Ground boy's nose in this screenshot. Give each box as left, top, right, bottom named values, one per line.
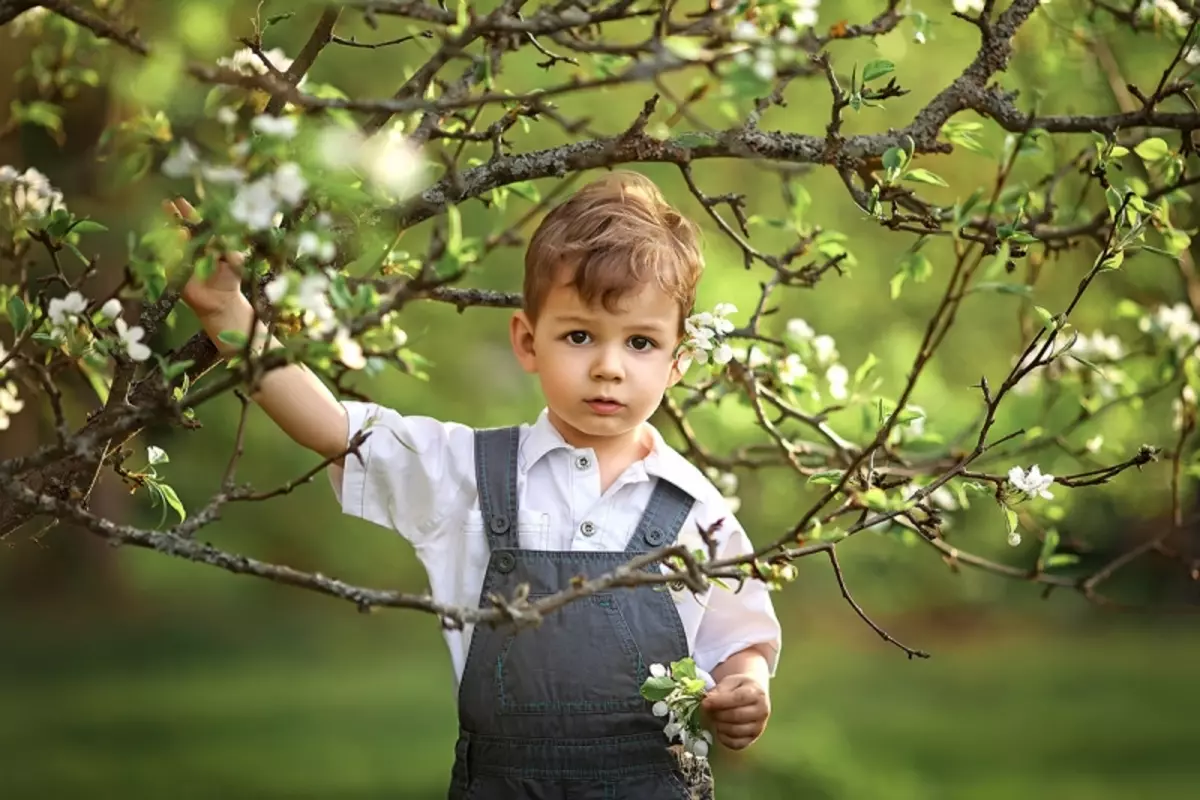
left=590, top=347, right=624, bottom=381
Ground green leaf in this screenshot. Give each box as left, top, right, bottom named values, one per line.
left=265, top=12, right=295, bottom=27
left=1038, top=528, right=1060, bottom=569
left=1097, top=249, right=1124, bottom=271
left=861, top=59, right=895, bottom=83
left=1002, top=505, right=1019, bottom=535
left=158, top=483, right=186, bottom=523
left=79, top=358, right=111, bottom=405
left=663, top=36, right=704, bottom=61
left=861, top=487, right=889, bottom=511
left=1134, top=137, right=1170, bottom=162
left=670, top=658, right=697, bottom=680
left=808, top=470, right=845, bottom=486
left=639, top=676, right=675, bottom=701
left=969, top=282, right=1032, bottom=297
left=7, top=295, right=29, bottom=335
left=71, top=219, right=108, bottom=234
left=673, top=131, right=719, bottom=149
left=508, top=180, right=541, bottom=202
left=1045, top=553, right=1080, bottom=569
left=882, top=146, right=907, bottom=172
left=217, top=330, right=248, bottom=347
left=904, top=168, right=949, bottom=187
left=854, top=353, right=878, bottom=386
left=1034, top=305, right=1056, bottom=330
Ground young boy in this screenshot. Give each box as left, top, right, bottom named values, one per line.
left=178, top=171, right=781, bottom=799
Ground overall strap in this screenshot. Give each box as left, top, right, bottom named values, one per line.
left=625, top=478, right=695, bottom=554
left=473, top=426, right=521, bottom=551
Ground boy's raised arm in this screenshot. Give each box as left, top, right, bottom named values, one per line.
left=172, top=200, right=349, bottom=465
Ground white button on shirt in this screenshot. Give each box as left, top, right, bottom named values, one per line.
left=330, top=403, right=782, bottom=688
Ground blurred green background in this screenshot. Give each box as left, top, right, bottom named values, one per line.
left=1, top=1, right=1198, bottom=798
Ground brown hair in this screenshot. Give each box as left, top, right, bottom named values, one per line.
left=523, top=170, right=703, bottom=335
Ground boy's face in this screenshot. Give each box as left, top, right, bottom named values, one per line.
left=510, top=278, right=684, bottom=447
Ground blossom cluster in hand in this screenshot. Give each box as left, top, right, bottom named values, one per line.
left=640, top=658, right=715, bottom=759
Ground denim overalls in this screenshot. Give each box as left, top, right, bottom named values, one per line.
left=447, top=426, right=716, bottom=799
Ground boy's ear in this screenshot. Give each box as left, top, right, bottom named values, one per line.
left=510, top=310, right=538, bottom=373
left=667, top=338, right=686, bottom=387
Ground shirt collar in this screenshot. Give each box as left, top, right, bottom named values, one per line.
left=520, top=408, right=712, bottom=503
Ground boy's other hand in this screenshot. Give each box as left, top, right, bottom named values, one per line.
left=167, top=198, right=247, bottom=320
left=700, top=673, right=770, bottom=750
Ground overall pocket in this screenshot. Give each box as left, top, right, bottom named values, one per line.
left=495, top=592, right=646, bottom=715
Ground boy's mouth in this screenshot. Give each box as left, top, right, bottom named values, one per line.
left=585, top=398, right=625, bottom=415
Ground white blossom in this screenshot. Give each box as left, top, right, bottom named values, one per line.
left=200, top=165, right=247, bottom=185
left=953, top=0, right=985, bottom=13
left=1007, top=464, right=1054, bottom=500
left=362, top=129, right=427, bottom=199
left=777, top=26, right=799, bottom=46
left=791, top=0, right=820, bottom=27
left=651, top=701, right=670, bottom=717
left=296, top=273, right=336, bottom=334
left=1173, top=385, right=1197, bottom=431
left=216, top=47, right=305, bottom=86
left=1007, top=531, right=1022, bottom=547
left=731, top=20, right=761, bottom=41
left=115, top=317, right=151, bottom=361
left=162, top=140, right=200, bottom=178
left=251, top=114, right=299, bottom=140
left=1148, top=0, right=1192, bottom=26
left=48, top=291, right=87, bottom=327
left=1086, top=435, right=1104, bottom=454
left=779, top=353, right=808, bottom=386
left=7, top=167, right=64, bottom=218
left=649, top=663, right=667, bottom=678
left=217, top=107, right=238, bottom=126
left=786, top=318, right=815, bottom=341
left=230, top=178, right=279, bottom=231
left=333, top=326, right=365, bottom=370
left=689, top=737, right=710, bottom=759
left=0, top=381, right=23, bottom=430
left=812, top=334, right=838, bottom=365
left=147, top=445, right=168, bottom=465
left=271, top=162, right=308, bottom=207
left=297, top=231, right=336, bottom=263
left=1139, top=303, right=1200, bottom=346
left=914, top=30, right=927, bottom=44
left=0, top=166, right=18, bottom=183
left=98, top=298, right=122, bottom=321
left=825, top=363, right=849, bottom=400
left=663, top=720, right=683, bottom=739
left=1069, top=330, right=1124, bottom=363
left=265, top=274, right=290, bottom=305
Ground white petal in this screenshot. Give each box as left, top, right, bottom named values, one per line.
left=652, top=701, right=669, bottom=717
left=126, top=340, right=152, bottom=362
left=649, top=663, right=667, bottom=678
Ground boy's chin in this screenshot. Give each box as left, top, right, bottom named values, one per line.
left=555, top=407, right=643, bottom=438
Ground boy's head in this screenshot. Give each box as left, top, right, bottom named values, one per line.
left=510, top=171, right=705, bottom=446
left=522, top=170, right=703, bottom=335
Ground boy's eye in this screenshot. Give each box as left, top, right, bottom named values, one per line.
left=566, top=331, right=590, bottom=345
left=628, top=336, right=656, bottom=352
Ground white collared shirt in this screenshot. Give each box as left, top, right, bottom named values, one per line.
left=330, top=402, right=782, bottom=687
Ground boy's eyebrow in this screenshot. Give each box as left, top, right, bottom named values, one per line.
left=551, top=313, right=674, bottom=334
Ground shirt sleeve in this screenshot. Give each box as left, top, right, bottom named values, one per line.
left=327, top=401, right=475, bottom=545
left=692, top=509, right=783, bottom=678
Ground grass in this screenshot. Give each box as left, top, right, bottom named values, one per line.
left=1, top=613, right=1196, bottom=800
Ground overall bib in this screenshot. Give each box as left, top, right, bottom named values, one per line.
left=448, top=427, right=716, bottom=800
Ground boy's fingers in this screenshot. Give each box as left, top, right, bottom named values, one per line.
left=716, top=721, right=761, bottom=739
left=709, top=704, right=762, bottom=724
left=702, top=684, right=760, bottom=711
